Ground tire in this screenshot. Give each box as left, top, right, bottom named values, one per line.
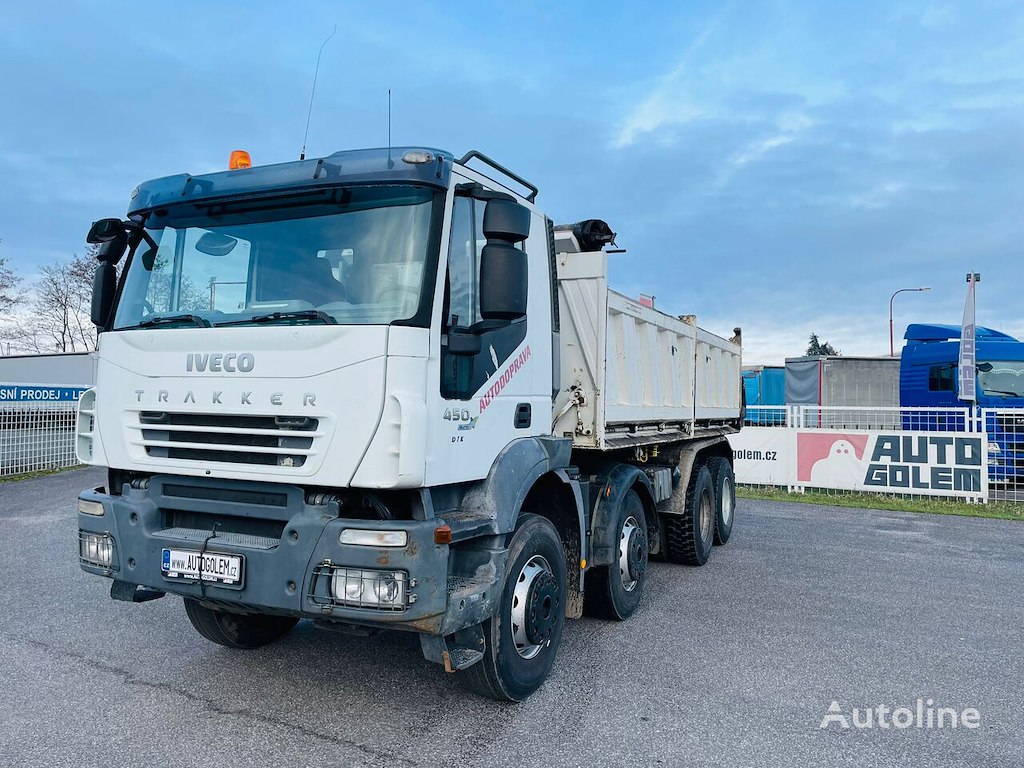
left=184, top=599, right=299, bottom=650
left=459, top=514, right=567, bottom=702
left=707, top=456, right=736, bottom=545
left=664, top=464, right=716, bottom=566
left=584, top=489, right=648, bottom=621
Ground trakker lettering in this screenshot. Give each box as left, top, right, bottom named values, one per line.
left=479, top=346, right=532, bottom=414
left=186, top=352, right=255, bottom=373
left=133, top=389, right=316, bottom=407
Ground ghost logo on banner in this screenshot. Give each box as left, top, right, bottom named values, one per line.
left=797, top=433, right=870, bottom=484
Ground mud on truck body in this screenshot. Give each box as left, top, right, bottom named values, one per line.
left=76, top=147, right=743, bottom=701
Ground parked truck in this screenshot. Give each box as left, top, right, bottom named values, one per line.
left=75, top=147, right=743, bottom=701
left=900, top=323, right=1024, bottom=483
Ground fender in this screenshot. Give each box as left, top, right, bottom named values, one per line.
left=458, top=436, right=573, bottom=535
left=664, top=436, right=733, bottom=516
left=589, top=464, right=656, bottom=567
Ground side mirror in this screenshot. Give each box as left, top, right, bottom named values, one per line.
left=88, top=219, right=128, bottom=265
left=87, top=218, right=125, bottom=243
left=480, top=243, right=527, bottom=320
left=482, top=199, right=531, bottom=242
left=91, top=263, right=118, bottom=330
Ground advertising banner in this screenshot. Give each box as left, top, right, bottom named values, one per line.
left=795, top=430, right=986, bottom=500
left=727, top=428, right=796, bottom=486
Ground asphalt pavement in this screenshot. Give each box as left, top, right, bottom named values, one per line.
left=1, top=467, right=1021, bottom=768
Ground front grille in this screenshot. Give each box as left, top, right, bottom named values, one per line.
left=162, top=509, right=287, bottom=540
left=129, top=411, right=322, bottom=469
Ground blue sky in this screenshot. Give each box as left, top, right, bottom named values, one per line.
left=1, top=0, right=1021, bottom=363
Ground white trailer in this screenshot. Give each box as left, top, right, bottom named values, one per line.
left=73, top=148, right=743, bottom=702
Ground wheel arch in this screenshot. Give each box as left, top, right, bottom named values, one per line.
left=519, top=470, right=586, bottom=619
left=590, top=464, right=660, bottom=566
left=457, top=437, right=585, bottom=618
left=667, top=437, right=733, bottom=516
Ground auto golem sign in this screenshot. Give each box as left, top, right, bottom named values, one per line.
left=796, top=430, right=986, bottom=500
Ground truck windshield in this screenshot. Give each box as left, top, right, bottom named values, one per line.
left=978, top=361, right=1024, bottom=398
left=112, top=185, right=440, bottom=330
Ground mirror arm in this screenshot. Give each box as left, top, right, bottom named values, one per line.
left=124, top=220, right=158, bottom=251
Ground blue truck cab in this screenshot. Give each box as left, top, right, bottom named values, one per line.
left=900, top=323, right=1024, bottom=482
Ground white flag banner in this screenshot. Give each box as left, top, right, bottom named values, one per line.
left=958, top=274, right=977, bottom=402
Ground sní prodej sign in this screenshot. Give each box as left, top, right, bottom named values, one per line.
left=0, top=384, right=89, bottom=403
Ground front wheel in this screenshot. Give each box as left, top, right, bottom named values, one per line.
left=459, top=514, right=567, bottom=702
left=184, top=599, right=299, bottom=649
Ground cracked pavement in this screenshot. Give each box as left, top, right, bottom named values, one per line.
left=1, top=467, right=1022, bottom=767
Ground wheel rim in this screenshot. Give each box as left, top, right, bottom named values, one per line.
left=511, top=554, right=559, bottom=660
left=721, top=478, right=734, bottom=526
left=618, top=515, right=646, bottom=592
left=699, top=489, right=713, bottom=542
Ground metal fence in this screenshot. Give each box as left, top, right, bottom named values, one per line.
left=0, top=402, right=80, bottom=478
left=741, top=405, right=1023, bottom=503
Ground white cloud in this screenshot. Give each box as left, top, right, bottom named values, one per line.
left=611, top=16, right=723, bottom=148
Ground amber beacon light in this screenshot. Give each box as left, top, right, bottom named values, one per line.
left=228, top=150, right=252, bottom=170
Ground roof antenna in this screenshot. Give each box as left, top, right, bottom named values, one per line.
left=300, top=25, right=337, bottom=161
left=387, top=89, right=393, bottom=167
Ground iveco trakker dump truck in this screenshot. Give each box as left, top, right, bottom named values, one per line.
left=75, top=147, right=742, bottom=701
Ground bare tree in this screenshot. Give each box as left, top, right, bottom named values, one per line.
left=0, top=241, right=26, bottom=354
left=25, top=250, right=98, bottom=353
left=0, top=254, right=19, bottom=315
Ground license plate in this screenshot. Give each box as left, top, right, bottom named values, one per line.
left=161, top=548, right=244, bottom=585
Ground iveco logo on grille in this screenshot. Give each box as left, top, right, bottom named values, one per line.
left=186, top=352, right=255, bottom=373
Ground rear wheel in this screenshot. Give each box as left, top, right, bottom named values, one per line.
left=184, top=599, right=298, bottom=649
left=459, top=514, right=567, bottom=702
left=707, top=456, right=736, bottom=545
left=664, top=464, right=716, bottom=566
left=584, top=489, right=648, bottom=620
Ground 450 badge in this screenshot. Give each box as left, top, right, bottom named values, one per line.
left=443, top=408, right=479, bottom=433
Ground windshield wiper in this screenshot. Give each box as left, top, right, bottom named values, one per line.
left=984, top=390, right=1022, bottom=397
left=216, top=310, right=337, bottom=327
left=122, top=314, right=212, bottom=330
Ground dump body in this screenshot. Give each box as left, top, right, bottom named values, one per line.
left=552, top=238, right=742, bottom=450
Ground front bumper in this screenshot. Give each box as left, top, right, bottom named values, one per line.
left=77, top=475, right=493, bottom=635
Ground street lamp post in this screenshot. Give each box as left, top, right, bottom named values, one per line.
left=889, top=287, right=931, bottom=357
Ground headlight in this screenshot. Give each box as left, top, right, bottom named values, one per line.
left=79, top=531, right=115, bottom=569
left=78, top=499, right=105, bottom=516
left=329, top=568, right=408, bottom=609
